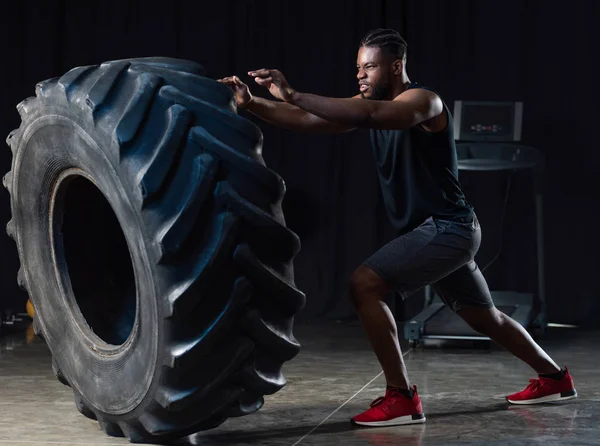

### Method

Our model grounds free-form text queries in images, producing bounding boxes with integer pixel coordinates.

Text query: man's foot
[351,386,426,427]
[506,367,578,405]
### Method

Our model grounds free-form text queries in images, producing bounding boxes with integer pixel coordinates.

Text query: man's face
[356,46,396,100]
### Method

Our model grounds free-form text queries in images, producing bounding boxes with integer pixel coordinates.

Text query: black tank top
[369,82,473,234]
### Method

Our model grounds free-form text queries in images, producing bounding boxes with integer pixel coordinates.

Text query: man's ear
[393,59,404,75]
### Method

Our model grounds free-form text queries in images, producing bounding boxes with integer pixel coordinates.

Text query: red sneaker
[351,386,426,427]
[506,367,578,405]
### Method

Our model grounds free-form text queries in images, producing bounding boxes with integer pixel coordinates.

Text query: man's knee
[458,306,503,334]
[349,265,390,308]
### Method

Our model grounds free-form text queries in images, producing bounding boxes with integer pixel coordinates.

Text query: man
[219,28,577,427]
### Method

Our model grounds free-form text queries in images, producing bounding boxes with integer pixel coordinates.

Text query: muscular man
[219,28,577,427]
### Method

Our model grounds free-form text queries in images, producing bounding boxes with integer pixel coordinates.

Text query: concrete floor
[0,321,596,446]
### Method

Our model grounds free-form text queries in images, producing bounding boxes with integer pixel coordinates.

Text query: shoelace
[370,386,417,407]
[369,396,386,407]
[526,378,545,392]
[370,391,406,407]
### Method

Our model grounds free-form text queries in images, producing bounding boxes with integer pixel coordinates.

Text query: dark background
[1,0,598,326]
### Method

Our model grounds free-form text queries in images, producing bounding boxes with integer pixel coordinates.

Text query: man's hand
[217,76,253,109]
[248,69,297,103]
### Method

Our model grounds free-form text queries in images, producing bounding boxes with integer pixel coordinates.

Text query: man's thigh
[363,216,479,298]
[433,260,495,312]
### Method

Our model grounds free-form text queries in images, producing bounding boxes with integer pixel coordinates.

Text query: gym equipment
[0,308,31,336]
[453,100,523,142]
[404,101,546,346]
[5,57,305,443]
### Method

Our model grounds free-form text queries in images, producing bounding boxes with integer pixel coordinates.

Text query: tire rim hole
[57,175,136,346]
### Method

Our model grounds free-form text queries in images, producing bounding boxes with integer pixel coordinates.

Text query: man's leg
[351,216,477,389]
[434,260,576,404]
[349,218,455,426]
[349,265,409,389]
[457,306,560,374]
[349,264,426,426]
[434,262,560,374]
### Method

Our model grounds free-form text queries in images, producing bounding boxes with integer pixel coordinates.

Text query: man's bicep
[392,90,443,126]
[368,89,442,130]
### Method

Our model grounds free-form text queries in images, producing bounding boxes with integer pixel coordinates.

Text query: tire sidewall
[14,103,162,415]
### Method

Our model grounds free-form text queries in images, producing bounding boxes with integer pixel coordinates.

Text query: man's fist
[248,69,296,103]
[217,76,253,109]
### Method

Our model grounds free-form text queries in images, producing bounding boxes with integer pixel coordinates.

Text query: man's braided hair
[360,28,408,60]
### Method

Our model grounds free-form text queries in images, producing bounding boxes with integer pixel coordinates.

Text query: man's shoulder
[408,81,438,93]
[393,84,448,132]
[394,83,440,101]
[392,87,444,117]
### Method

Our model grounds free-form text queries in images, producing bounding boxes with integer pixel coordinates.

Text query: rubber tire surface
[5,57,305,443]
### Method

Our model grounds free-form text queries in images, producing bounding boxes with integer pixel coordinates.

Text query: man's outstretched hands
[218,69,297,107]
[217,75,253,109]
[248,69,297,103]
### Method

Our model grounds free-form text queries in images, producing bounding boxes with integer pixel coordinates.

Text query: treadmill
[404,101,547,346]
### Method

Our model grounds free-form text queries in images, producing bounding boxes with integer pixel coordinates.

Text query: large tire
[5,57,305,443]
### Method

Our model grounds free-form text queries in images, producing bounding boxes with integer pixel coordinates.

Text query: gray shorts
[363,214,494,312]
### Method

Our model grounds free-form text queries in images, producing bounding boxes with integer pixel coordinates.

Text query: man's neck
[390,77,412,100]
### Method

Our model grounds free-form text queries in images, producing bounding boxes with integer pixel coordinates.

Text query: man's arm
[245,96,358,134]
[218,75,357,134]
[288,88,443,130]
[247,69,443,130]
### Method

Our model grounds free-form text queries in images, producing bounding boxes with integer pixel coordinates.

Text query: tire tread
[6,57,303,443]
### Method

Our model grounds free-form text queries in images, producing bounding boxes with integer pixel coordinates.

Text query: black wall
[1,0,598,325]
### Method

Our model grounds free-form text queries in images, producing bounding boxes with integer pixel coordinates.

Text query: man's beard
[361,83,392,100]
